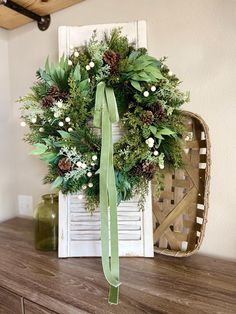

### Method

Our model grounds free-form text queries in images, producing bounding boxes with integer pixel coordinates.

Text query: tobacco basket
[152,111,210,257]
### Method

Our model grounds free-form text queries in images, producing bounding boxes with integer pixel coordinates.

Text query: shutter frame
[58,21,154,258]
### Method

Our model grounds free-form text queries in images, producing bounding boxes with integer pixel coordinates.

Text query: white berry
[89,61,95,68]
[151,86,156,92]
[77,161,82,168]
[92,155,97,161]
[68,60,73,66]
[154,150,159,156]
[81,163,87,169]
[74,51,79,57]
[86,65,91,71]
[58,121,64,127]
[68,128,73,132]
[143,91,149,97]
[159,164,165,170]
[54,112,60,118]
[20,121,26,127]
[91,162,95,166]
[145,137,155,148]
[31,117,37,123]
[87,172,92,177]
[39,127,44,132]
[82,185,87,190]
[88,183,93,188]
[65,117,71,123]
[57,101,63,108]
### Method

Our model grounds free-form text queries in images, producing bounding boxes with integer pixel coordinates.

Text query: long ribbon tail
[94,82,120,304]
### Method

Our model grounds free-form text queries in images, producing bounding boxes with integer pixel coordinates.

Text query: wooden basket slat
[153,111,210,257]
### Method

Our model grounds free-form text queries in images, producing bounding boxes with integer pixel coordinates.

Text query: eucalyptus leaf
[157,127,176,136]
[43,138,53,146]
[130,80,142,92]
[45,57,50,73]
[145,66,164,79]
[58,130,71,139]
[79,79,89,90]
[73,63,81,82]
[30,143,47,155]
[128,50,141,61]
[149,125,157,136]
[41,152,57,163]
[51,176,63,190]
[149,126,176,139]
[53,141,64,148]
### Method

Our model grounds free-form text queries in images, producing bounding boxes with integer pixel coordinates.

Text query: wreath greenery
[20,28,189,211]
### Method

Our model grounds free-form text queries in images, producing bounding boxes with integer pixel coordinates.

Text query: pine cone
[142,110,154,125]
[142,161,156,180]
[48,85,68,101]
[48,86,60,98]
[41,95,54,108]
[150,102,165,120]
[131,164,143,177]
[57,158,72,176]
[103,50,120,73]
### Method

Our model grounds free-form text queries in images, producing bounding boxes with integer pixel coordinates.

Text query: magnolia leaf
[130,80,142,92]
[53,141,64,147]
[30,143,47,155]
[145,66,164,79]
[73,63,81,82]
[128,50,141,61]
[45,56,51,73]
[79,79,89,90]
[38,69,54,86]
[145,55,161,67]
[43,138,53,146]
[138,72,153,82]
[40,152,57,163]
[131,73,151,82]
[154,134,164,140]
[58,130,71,139]
[59,55,66,68]
[157,127,176,136]
[51,176,63,190]
[149,126,176,138]
[149,125,157,136]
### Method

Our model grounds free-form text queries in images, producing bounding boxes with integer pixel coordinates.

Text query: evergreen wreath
[20,28,189,212]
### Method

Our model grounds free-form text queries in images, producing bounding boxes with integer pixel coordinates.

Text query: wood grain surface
[0,0,83,30]
[24,299,56,314]
[0,286,22,314]
[0,218,235,314]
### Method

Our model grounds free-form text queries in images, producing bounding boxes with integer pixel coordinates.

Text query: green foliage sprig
[19,28,189,211]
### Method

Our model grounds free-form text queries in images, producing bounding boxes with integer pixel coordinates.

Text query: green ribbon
[93,82,120,304]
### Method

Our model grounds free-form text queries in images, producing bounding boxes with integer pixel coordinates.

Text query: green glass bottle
[34,194,58,251]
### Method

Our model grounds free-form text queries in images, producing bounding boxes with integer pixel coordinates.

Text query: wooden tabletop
[0,218,235,314]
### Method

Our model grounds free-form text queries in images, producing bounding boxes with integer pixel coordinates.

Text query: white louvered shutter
[58,21,154,258]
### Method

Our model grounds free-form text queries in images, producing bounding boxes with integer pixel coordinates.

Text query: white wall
[0,29,17,221]
[4,0,236,259]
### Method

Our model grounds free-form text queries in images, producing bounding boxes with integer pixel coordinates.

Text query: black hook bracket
[0,0,51,31]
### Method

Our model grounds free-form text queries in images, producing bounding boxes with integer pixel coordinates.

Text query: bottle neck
[42,194,58,204]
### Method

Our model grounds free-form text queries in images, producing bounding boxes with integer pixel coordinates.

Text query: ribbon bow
[93,81,120,304]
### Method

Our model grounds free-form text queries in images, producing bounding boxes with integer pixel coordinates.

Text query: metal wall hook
[0,0,51,31]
